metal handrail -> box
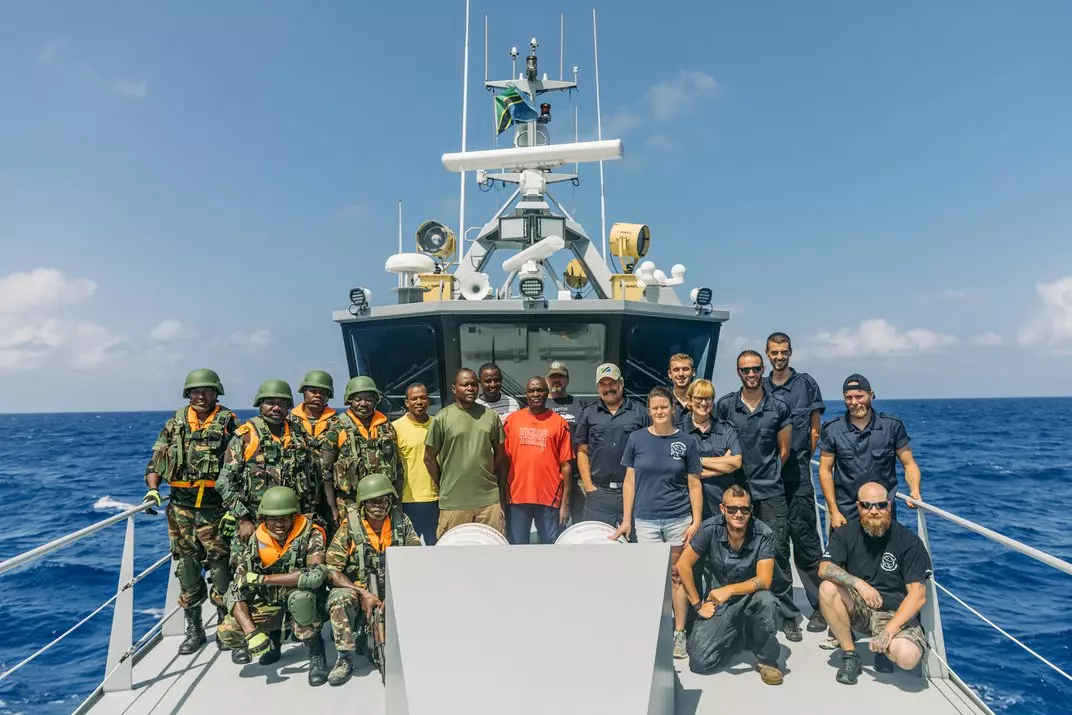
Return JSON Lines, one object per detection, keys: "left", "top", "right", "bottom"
{"left": 0, "top": 501, "right": 154, "bottom": 575}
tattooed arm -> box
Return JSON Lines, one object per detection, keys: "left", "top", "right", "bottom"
{"left": 819, "top": 560, "right": 883, "bottom": 608}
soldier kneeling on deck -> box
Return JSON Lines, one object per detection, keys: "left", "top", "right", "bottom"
{"left": 675, "top": 484, "right": 784, "bottom": 685}
{"left": 325, "top": 473, "right": 421, "bottom": 686}
{"left": 216, "top": 486, "right": 332, "bottom": 686}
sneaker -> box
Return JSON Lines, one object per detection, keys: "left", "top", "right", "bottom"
{"left": 819, "top": 633, "right": 840, "bottom": 650}
{"left": 874, "top": 652, "right": 895, "bottom": 673}
{"left": 836, "top": 651, "right": 862, "bottom": 685}
{"left": 673, "top": 629, "right": 688, "bottom": 659}
{"left": 782, "top": 619, "right": 803, "bottom": 642}
{"left": 756, "top": 662, "right": 784, "bottom": 685}
{"left": 807, "top": 612, "right": 828, "bottom": 633}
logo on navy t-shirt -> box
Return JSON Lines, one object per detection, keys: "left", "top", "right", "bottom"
{"left": 669, "top": 441, "right": 688, "bottom": 460}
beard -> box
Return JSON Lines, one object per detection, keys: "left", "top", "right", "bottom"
{"left": 861, "top": 512, "right": 891, "bottom": 538}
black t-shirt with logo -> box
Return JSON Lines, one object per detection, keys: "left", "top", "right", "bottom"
{"left": 822, "top": 520, "right": 932, "bottom": 612}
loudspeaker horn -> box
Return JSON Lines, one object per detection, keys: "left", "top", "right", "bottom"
{"left": 459, "top": 272, "right": 492, "bottom": 301}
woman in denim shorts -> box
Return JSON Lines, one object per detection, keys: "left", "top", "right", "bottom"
{"left": 612, "top": 386, "right": 702, "bottom": 658}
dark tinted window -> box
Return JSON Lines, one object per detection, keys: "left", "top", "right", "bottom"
{"left": 621, "top": 319, "right": 715, "bottom": 400}
{"left": 345, "top": 322, "right": 441, "bottom": 418}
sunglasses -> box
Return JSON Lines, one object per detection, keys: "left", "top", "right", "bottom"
{"left": 722, "top": 505, "right": 752, "bottom": 515}
{"left": 858, "top": 500, "right": 890, "bottom": 511}
{"left": 738, "top": 366, "right": 763, "bottom": 374}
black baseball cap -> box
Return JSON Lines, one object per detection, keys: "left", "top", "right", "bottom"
{"left": 842, "top": 374, "right": 872, "bottom": 393}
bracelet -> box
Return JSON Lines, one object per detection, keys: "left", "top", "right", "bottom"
{"left": 690, "top": 600, "right": 702, "bottom": 612}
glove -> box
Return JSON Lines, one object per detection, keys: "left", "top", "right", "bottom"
{"left": 220, "top": 512, "right": 237, "bottom": 539}
{"left": 247, "top": 631, "right": 271, "bottom": 658}
{"left": 143, "top": 489, "right": 162, "bottom": 515}
{"left": 244, "top": 571, "right": 264, "bottom": 586}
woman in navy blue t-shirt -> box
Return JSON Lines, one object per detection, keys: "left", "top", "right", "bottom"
{"left": 612, "top": 386, "right": 702, "bottom": 660}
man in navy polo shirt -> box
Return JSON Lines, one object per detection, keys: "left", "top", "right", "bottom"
{"left": 715, "top": 350, "right": 799, "bottom": 641}
{"left": 667, "top": 353, "right": 696, "bottom": 427}
{"left": 574, "top": 363, "right": 649, "bottom": 530}
{"left": 818, "top": 374, "right": 922, "bottom": 529}
{"left": 764, "top": 331, "right": 827, "bottom": 633}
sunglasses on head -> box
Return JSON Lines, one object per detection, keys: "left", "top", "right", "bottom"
{"left": 738, "top": 366, "right": 762, "bottom": 374}
{"left": 858, "top": 500, "right": 889, "bottom": 511}
{"left": 722, "top": 505, "right": 752, "bottom": 515}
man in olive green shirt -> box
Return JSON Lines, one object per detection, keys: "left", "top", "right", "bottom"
{"left": 424, "top": 368, "right": 507, "bottom": 538}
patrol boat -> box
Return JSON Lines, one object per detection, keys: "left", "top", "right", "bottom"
{"left": 3, "top": 11, "right": 1071, "bottom": 715}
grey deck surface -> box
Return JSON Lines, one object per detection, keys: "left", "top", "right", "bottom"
{"left": 83, "top": 567, "right": 988, "bottom": 715}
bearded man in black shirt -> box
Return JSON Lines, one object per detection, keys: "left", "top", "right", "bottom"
{"left": 818, "top": 482, "right": 931, "bottom": 685}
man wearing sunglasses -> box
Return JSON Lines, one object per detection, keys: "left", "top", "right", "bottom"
{"left": 818, "top": 374, "right": 922, "bottom": 529}
{"left": 818, "top": 482, "right": 931, "bottom": 685}
{"left": 715, "top": 351, "right": 798, "bottom": 642}
{"left": 676, "top": 484, "right": 783, "bottom": 685}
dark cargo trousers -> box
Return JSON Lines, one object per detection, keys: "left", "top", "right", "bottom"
{"left": 785, "top": 482, "right": 823, "bottom": 614}
{"left": 686, "top": 590, "right": 781, "bottom": 673}
{"left": 752, "top": 494, "right": 800, "bottom": 621}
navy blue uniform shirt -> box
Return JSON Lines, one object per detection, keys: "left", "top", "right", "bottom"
{"left": 621, "top": 429, "right": 702, "bottom": 520}
{"left": 764, "top": 368, "right": 825, "bottom": 492}
{"left": 688, "top": 514, "right": 775, "bottom": 591}
{"left": 574, "top": 398, "right": 650, "bottom": 487}
{"left": 683, "top": 415, "right": 743, "bottom": 509}
{"left": 818, "top": 410, "right": 910, "bottom": 510}
{"left": 715, "top": 389, "right": 791, "bottom": 502}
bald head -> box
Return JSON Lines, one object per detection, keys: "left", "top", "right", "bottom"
{"left": 857, "top": 482, "right": 889, "bottom": 503}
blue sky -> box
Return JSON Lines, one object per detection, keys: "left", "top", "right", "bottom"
{"left": 1, "top": 1, "right": 1071, "bottom": 412}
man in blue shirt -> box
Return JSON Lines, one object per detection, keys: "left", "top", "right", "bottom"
{"left": 715, "top": 350, "right": 798, "bottom": 641}
{"left": 764, "top": 332, "right": 827, "bottom": 633}
{"left": 818, "top": 374, "right": 922, "bottom": 528}
{"left": 574, "top": 363, "right": 649, "bottom": 531}
{"left": 667, "top": 353, "right": 695, "bottom": 427}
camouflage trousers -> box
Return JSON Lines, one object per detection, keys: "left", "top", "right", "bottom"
{"left": 216, "top": 595, "right": 324, "bottom": 649}
{"left": 167, "top": 502, "right": 230, "bottom": 609}
{"left": 327, "top": 587, "right": 366, "bottom": 652}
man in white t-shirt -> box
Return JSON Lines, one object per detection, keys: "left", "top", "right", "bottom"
{"left": 476, "top": 362, "right": 520, "bottom": 418}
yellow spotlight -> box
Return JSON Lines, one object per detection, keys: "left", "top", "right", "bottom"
{"left": 609, "top": 223, "right": 650, "bottom": 272}
{"left": 564, "top": 259, "right": 588, "bottom": 290}
{"left": 415, "top": 220, "right": 456, "bottom": 259}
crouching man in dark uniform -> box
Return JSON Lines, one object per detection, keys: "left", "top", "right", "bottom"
{"left": 216, "top": 486, "right": 331, "bottom": 686}
{"left": 818, "top": 482, "right": 931, "bottom": 685}
{"left": 676, "top": 484, "right": 784, "bottom": 685}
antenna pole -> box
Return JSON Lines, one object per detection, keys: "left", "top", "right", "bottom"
{"left": 559, "top": 13, "right": 564, "bottom": 81}
{"left": 397, "top": 200, "right": 403, "bottom": 287}
{"left": 574, "top": 65, "right": 579, "bottom": 172}
{"left": 593, "top": 8, "right": 607, "bottom": 259}
{"left": 484, "top": 14, "right": 488, "bottom": 83}
{"left": 458, "top": 0, "right": 471, "bottom": 266}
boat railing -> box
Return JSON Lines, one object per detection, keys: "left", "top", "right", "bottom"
{"left": 808, "top": 459, "right": 1072, "bottom": 711}
{"left": 0, "top": 499, "right": 184, "bottom": 698}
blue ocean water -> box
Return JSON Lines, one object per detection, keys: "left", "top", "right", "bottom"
{"left": 0, "top": 399, "right": 1070, "bottom": 714}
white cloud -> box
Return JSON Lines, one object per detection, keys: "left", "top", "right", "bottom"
{"left": 0, "top": 268, "right": 97, "bottom": 316}
{"left": 72, "top": 322, "right": 128, "bottom": 368}
{"left": 228, "top": 329, "right": 271, "bottom": 348}
{"left": 149, "top": 319, "right": 194, "bottom": 342}
{"left": 36, "top": 39, "right": 146, "bottom": 100}
{"left": 645, "top": 70, "right": 718, "bottom": 122}
{"left": 971, "top": 332, "right": 1005, "bottom": 347}
{"left": 807, "top": 318, "right": 956, "bottom": 358}
{"left": 1017, "top": 276, "right": 1072, "bottom": 347}
{"left": 111, "top": 79, "right": 147, "bottom": 99}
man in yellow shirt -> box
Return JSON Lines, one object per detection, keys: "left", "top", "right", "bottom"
{"left": 391, "top": 383, "right": 440, "bottom": 544}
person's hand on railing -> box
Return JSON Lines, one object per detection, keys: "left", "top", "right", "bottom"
{"left": 142, "top": 489, "right": 162, "bottom": 515}
{"left": 907, "top": 490, "right": 922, "bottom": 509}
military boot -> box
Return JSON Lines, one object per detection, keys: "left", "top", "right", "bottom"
{"left": 327, "top": 652, "right": 354, "bottom": 687}
{"left": 231, "top": 646, "right": 251, "bottom": 665}
{"left": 306, "top": 634, "right": 329, "bottom": 687}
{"left": 258, "top": 630, "right": 282, "bottom": 665}
{"left": 177, "top": 608, "right": 206, "bottom": 655}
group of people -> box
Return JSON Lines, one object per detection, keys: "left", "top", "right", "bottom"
{"left": 142, "top": 330, "right": 934, "bottom": 689}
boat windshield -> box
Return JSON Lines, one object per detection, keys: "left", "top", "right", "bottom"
{"left": 346, "top": 321, "right": 442, "bottom": 416}
{"left": 621, "top": 318, "right": 714, "bottom": 400}
{"left": 459, "top": 321, "right": 607, "bottom": 401}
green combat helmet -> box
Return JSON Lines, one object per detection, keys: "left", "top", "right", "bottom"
{"left": 299, "top": 370, "right": 335, "bottom": 398}
{"left": 259, "top": 486, "right": 301, "bottom": 517}
{"left": 253, "top": 379, "right": 295, "bottom": 407}
{"left": 182, "top": 368, "right": 224, "bottom": 397}
{"left": 343, "top": 375, "right": 381, "bottom": 403}
{"left": 356, "top": 473, "right": 398, "bottom": 504}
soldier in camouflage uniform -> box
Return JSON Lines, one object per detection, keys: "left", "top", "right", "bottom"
{"left": 216, "top": 486, "right": 331, "bottom": 686}
{"left": 143, "top": 368, "right": 238, "bottom": 656}
{"left": 325, "top": 473, "right": 420, "bottom": 686}
{"left": 216, "top": 379, "right": 322, "bottom": 544}
{"left": 289, "top": 370, "right": 341, "bottom": 538}
{"left": 321, "top": 376, "right": 404, "bottom": 527}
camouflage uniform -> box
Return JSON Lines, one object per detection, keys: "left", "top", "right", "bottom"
{"left": 323, "top": 410, "right": 404, "bottom": 516}
{"left": 216, "top": 416, "right": 322, "bottom": 524}
{"left": 325, "top": 502, "right": 420, "bottom": 652}
{"left": 147, "top": 405, "right": 238, "bottom": 608}
{"left": 290, "top": 404, "right": 342, "bottom": 535}
{"left": 216, "top": 515, "right": 327, "bottom": 647}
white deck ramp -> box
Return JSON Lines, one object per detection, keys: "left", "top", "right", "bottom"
{"left": 78, "top": 552, "right": 989, "bottom": 715}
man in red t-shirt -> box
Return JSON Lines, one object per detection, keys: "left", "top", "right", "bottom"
{"left": 503, "top": 377, "right": 574, "bottom": 544}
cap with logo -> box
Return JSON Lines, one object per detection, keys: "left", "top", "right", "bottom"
{"left": 842, "top": 374, "right": 872, "bottom": 393}
{"left": 595, "top": 363, "right": 622, "bottom": 382}
{"left": 546, "top": 361, "right": 569, "bottom": 378}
